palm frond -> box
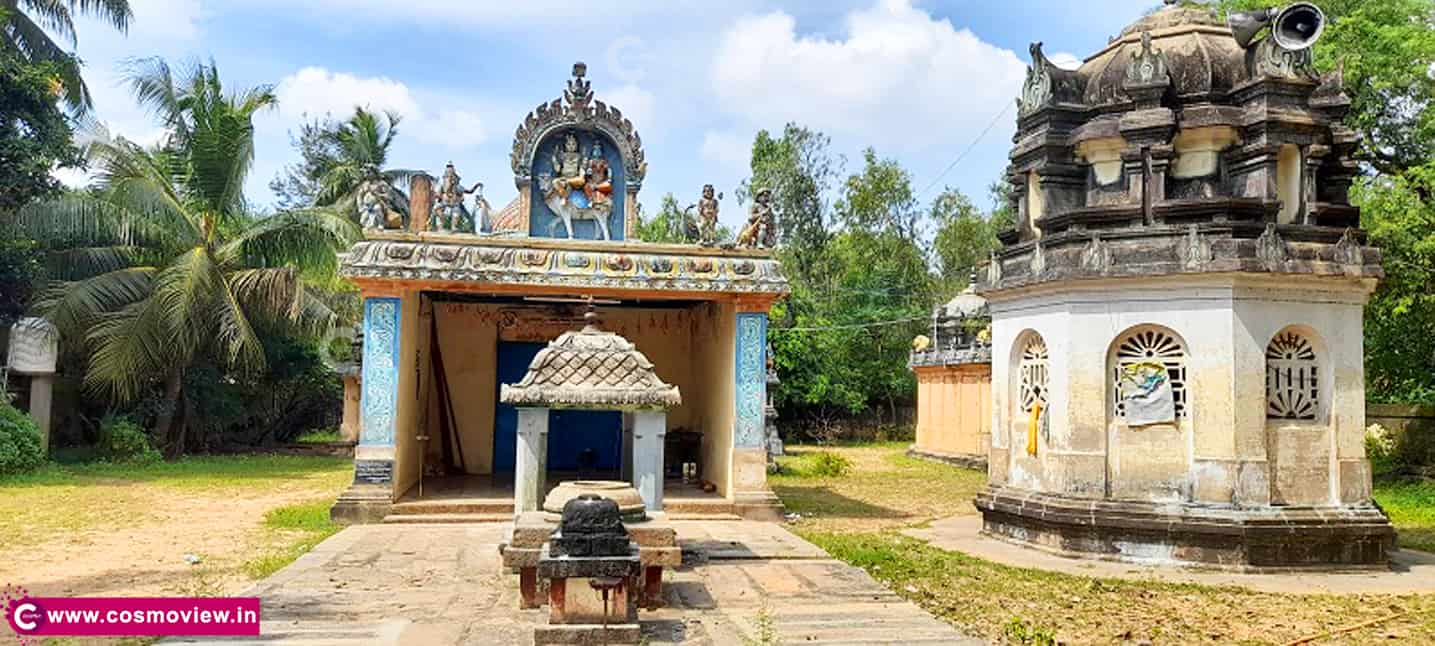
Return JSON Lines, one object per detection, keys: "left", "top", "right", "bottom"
{"left": 42, "top": 246, "right": 143, "bottom": 280}
{"left": 215, "top": 207, "right": 358, "bottom": 277}
{"left": 4, "top": 9, "right": 91, "bottom": 109}
{"left": 149, "top": 246, "right": 219, "bottom": 361}
{"left": 16, "top": 0, "right": 76, "bottom": 47}
{"left": 121, "top": 56, "right": 185, "bottom": 139}
{"left": 84, "top": 297, "right": 169, "bottom": 402}
{"left": 209, "top": 274, "right": 266, "bottom": 375}
{"left": 66, "top": 0, "right": 132, "bottom": 32}
{"left": 32, "top": 266, "right": 156, "bottom": 342}
{"left": 14, "top": 192, "right": 183, "bottom": 253}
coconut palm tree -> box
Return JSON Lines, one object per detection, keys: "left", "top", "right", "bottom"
{"left": 14, "top": 57, "right": 358, "bottom": 449}
{"left": 2, "top": 0, "right": 134, "bottom": 112}
{"left": 314, "top": 107, "right": 418, "bottom": 218}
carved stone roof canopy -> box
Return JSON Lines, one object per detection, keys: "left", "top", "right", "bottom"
{"left": 500, "top": 311, "right": 680, "bottom": 411}
{"left": 510, "top": 62, "right": 647, "bottom": 188}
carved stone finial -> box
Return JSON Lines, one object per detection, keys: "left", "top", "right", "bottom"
{"left": 1332, "top": 227, "right": 1363, "bottom": 266}
{"left": 1080, "top": 233, "right": 1113, "bottom": 273}
{"left": 1125, "top": 31, "right": 1170, "bottom": 88}
{"left": 1018, "top": 42, "right": 1054, "bottom": 116}
{"left": 1177, "top": 225, "right": 1214, "bottom": 270}
{"left": 1256, "top": 223, "right": 1288, "bottom": 269}
{"left": 1252, "top": 38, "right": 1317, "bottom": 80}
{"left": 987, "top": 251, "right": 1003, "bottom": 284}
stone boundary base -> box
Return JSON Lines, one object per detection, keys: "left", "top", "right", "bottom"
{"left": 904, "top": 514, "right": 1435, "bottom": 595}
{"left": 974, "top": 486, "right": 1395, "bottom": 571}
{"left": 906, "top": 446, "right": 988, "bottom": 472}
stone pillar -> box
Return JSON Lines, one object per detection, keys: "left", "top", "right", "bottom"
{"left": 339, "top": 371, "right": 361, "bottom": 443}
{"left": 632, "top": 410, "right": 666, "bottom": 512}
{"left": 515, "top": 407, "right": 549, "bottom": 515}
{"left": 620, "top": 412, "right": 634, "bottom": 482}
{"left": 732, "top": 311, "right": 784, "bottom": 520}
{"left": 409, "top": 174, "right": 433, "bottom": 233}
{"left": 332, "top": 296, "right": 401, "bottom": 524}
{"left": 27, "top": 374, "right": 53, "bottom": 456}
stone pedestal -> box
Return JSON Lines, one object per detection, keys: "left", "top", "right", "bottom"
{"left": 631, "top": 411, "right": 666, "bottom": 512}
{"left": 515, "top": 407, "right": 550, "bottom": 515}
{"left": 502, "top": 510, "right": 680, "bottom": 611}
{"left": 26, "top": 373, "right": 53, "bottom": 456}
{"left": 534, "top": 495, "right": 643, "bottom": 645}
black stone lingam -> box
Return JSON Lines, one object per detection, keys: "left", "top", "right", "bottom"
{"left": 549, "top": 494, "right": 632, "bottom": 558}
{"left": 536, "top": 495, "right": 643, "bottom": 643}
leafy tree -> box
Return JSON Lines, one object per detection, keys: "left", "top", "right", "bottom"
{"left": 270, "top": 108, "right": 417, "bottom": 215}
{"left": 0, "top": 236, "right": 42, "bottom": 327}
{"left": 930, "top": 187, "right": 996, "bottom": 294}
{"left": 1, "top": 0, "right": 133, "bottom": 112}
{"left": 14, "top": 58, "right": 357, "bottom": 450}
{"left": 836, "top": 148, "right": 921, "bottom": 240}
{"left": 0, "top": 53, "right": 81, "bottom": 212}
{"left": 741, "top": 124, "right": 842, "bottom": 285}
{"left": 634, "top": 193, "right": 688, "bottom": 243}
{"left": 1217, "top": 0, "right": 1435, "bottom": 402}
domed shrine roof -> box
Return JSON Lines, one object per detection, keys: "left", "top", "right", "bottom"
{"left": 984, "top": 0, "right": 1382, "bottom": 294}
{"left": 1078, "top": 4, "right": 1245, "bottom": 107}
{"left": 500, "top": 310, "right": 681, "bottom": 411}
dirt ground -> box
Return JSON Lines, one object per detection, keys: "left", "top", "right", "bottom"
{"left": 0, "top": 457, "right": 350, "bottom": 597}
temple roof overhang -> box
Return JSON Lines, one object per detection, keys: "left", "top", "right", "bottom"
{"left": 339, "top": 233, "right": 789, "bottom": 303}
{"left": 499, "top": 316, "right": 681, "bottom": 411}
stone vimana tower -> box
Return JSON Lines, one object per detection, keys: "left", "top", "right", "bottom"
{"left": 974, "top": 1, "right": 1395, "bottom": 568}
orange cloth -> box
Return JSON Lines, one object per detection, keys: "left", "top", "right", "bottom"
{"left": 1026, "top": 402, "right": 1042, "bottom": 456}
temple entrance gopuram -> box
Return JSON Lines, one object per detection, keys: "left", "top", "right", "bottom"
{"left": 330, "top": 63, "right": 788, "bottom": 524}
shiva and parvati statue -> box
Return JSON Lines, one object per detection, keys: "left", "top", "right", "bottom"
{"left": 541, "top": 132, "right": 615, "bottom": 239}
{"left": 736, "top": 186, "right": 777, "bottom": 249}
{"left": 431, "top": 162, "right": 491, "bottom": 234}
{"left": 684, "top": 184, "right": 723, "bottom": 246}
{"left": 356, "top": 165, "right": 405, "bottom": 231}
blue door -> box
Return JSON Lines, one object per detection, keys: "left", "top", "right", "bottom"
{"left": 493, "top": 341, "right": 622, "bottom": 475}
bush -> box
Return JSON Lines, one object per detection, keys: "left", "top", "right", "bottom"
{"left": 99, "top": 416, "right": 161, "bottom": 464}
{"left": 808, "top": 451, "right": 852, "bottom": 477}
{"left": 0, "top": 403, "right": 46, "bottom": 476}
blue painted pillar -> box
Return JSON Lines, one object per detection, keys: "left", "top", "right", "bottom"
{"left": 356, "top": 296, "right": 401, "bottom": 485}
{"left": 734, "top": 312, "right": 769, "bottom": 449}
{"left": 732, "top": 310, "right": 782, "bottom": 519}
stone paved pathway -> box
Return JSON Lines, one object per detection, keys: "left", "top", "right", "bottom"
{"left": 173, "top": 522, "right": 977, "bottom": 645}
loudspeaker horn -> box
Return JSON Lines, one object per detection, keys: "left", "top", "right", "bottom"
{"left": 1228, "top": 4, "right": 1327, "bottom": 51}
{"left": 1271, "top": 2, "right": 1326, "bottom": 51}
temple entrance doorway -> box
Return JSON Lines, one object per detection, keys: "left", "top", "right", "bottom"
{"left": 493, "top": 341, "right": 622, "bottom": 479}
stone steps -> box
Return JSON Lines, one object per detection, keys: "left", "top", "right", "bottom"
{"left": 382, "top": 512, "right": 513, "bottom": 524}
{"left": 389, "top": 500, "right": 513, "bottom": 515}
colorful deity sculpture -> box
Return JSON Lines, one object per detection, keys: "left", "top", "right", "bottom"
{"left": 736, "top": 187, "right": 776, "bottom": 249}
{"left": 684, "top": 184, "right": 723, "bottom": 246}
{"left": 542, "top": 132, "right": 614, "bottom": 239}
{"left": 356, "top": 165, "right": 404, "bottom": 231}
{"left": 432, "top": 162, "right": 482, "bottom": 233}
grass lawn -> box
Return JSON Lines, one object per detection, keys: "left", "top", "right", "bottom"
{"left": 773, "top": 443, "right": 1435, "bottom": 645}
{"left": 0, "top": 454, "right": 351, "bottom": 597}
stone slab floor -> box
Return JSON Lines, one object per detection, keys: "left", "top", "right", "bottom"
{"left": 171, "top": 521, "right": 976, "bottom": 645}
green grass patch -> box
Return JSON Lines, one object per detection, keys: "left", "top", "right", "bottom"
{"left": 1374, "top": 478, "right": 1435, "bottom": 553}
{"left": 243, "top": 498, "right": 342, "bottom": 580}
{"left": 293, "top": 428, "right": 344, "bottom": 444}
{"left": 0, "top": 454, "right": 350, "bottom": 490}
{"left": 801, "top": 529, "right": 1435, "bottom": 644}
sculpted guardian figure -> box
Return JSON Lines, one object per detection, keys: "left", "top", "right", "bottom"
{"left": 736, "top": 187, "right": 776, "bottom": 249}
{"left": 356, "top": 165, "right": 403, "bottom": 231}
{"left": 684, "top": 184, "right": 723, "bottom": 245}
{"left": 432, "top": 162, "right": 482, "bottom": 233}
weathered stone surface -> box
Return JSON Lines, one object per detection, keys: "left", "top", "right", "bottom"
{"left": 500, "top": 318, "right": 681, "bottom": 411}
{"left": 974, "top": 486, "right": 1395, "bottom": 569}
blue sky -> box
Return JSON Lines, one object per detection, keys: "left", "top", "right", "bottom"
{"left": 64, "top": 0, "right": 1162, "bottom": 232}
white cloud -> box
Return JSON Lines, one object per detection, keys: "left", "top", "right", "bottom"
{"left": 128, "top": 0, "right": 206, "bottom": 42}
{"left": 709, "top": 0, "right": 1026, "bottom": 152}
{"left": 598, "top": 84, "right": 656, "bottom": 135}
{"left": 271, "top": 67, "right": 486, "bottom": 149}
{"left": 700, "top": 130, "right": 750, "bottom": 177}
{"left": 1049, "top": 52, "right": 1083, "bottom": 70}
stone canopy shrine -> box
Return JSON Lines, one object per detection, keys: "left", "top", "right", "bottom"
{"left": 331, "top": 62, "right": 787, "bottom": 524}
{"left": 973, "top": 1, "right": 1395, "bottom": 568}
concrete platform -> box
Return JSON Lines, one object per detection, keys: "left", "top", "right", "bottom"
{"left": 169, "top": 521, "right": 977, "bottom": 645}
{"left": 904, "top": 514, "right": 1435, "bottom": 595}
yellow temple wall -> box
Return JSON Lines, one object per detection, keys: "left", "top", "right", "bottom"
{"left": 912, "top": 363, "right": 992, "bottom": 461}
{"left": 422, "top": 301, "right": 700, "bottom": 476}
{"left": 391, "top": 290, "right": 425, "bottom": 498}
{"left": 692, "top": 301, "right": 736, "bottom": 498}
